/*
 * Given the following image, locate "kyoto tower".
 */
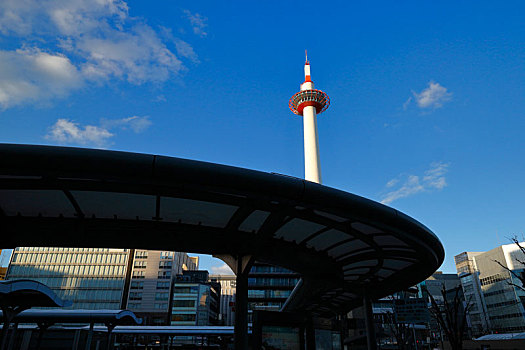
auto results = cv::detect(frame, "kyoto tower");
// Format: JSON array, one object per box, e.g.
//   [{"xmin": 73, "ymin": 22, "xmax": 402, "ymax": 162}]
[{"xmin": 289, "ymin": 52, "xmax": 330, "ymax": 184}]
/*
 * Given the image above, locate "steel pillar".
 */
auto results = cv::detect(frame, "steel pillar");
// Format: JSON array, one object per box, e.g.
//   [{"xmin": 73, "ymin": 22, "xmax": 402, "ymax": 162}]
[
  {"xmin": 363, "ymin": 294, "xmax": 377, "ymax": 350},
  {"xmin": 234, "ymin": 257, "xmax": 249, "ymax": 350}
]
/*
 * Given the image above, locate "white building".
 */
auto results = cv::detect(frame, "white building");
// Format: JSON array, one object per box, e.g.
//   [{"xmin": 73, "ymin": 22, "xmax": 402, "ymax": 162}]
[
  {"xmin": 210, "ymin": 274, "xmax": 236, "ymax": 326},
  {"xmin": 455, "ymin": 243, "xmax": 525, "ymax": 334}
]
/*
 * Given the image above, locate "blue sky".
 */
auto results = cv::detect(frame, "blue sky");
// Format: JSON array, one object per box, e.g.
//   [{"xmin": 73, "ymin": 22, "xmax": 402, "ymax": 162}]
[{"xmin": 0, "ymin": 1, "xmax": 524, "ymax": 274}]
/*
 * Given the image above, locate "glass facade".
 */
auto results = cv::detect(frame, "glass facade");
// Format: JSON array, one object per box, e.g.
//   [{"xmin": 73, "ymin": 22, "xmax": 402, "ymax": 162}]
[
  {"xmin": 170, "ymin": 271, "xmax": 220, "ymax": 326},
  {"xmin": 247, "ymin": 263, "xmax": 300, "ymax": 317},
  {"xmin": 7, "ymin": 247, "xmax": 129, "ymax": 309}
]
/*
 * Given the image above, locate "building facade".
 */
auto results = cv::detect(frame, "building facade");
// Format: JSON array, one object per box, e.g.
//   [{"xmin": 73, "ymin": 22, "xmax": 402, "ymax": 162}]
[
  {"xmin": 171, "ymin": 270, "xmax": 220, "ymax": 326},
  {"xmin": 472, "ymin": 244, "xmax": 525, "ymax": 333},
  {"xmin": 210, "ymin": 274, "xmax": 236, "ymax": 326},
  {"xmin": 7, "ymin": 247, "xmax": 130, "ymax": 309},
  {"xmin": 6, "ymin": 247, "xmax": 197, "ymax": 323},
  {"xmin": 454, "ymin": 252, "xmax": 490, "ymax": 335},
  {"xmin": 247, "ymin": 262, "xmax": 300, "ymax": 319},
  {"xmin": 127, "ymin": 250, "xmax": 198, "ymax": 324}
]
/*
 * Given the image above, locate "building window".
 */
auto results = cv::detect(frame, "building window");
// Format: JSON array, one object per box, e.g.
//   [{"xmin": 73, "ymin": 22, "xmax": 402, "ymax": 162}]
[
  {"xmin": 157, "ymin": 281, "xmax": 170, "ymax": 290},
  {"xmin": 129, "ymin": 292, "xmax": 142, "ymax": 300},
  {"xmin": 173, "ymin": 286, "xmax": 199, "ymax": 294},
  {"xmin": 159, "ymin": 261, "xmax": 172, "ymax": 269},
  {"xmin": 160, "ymin": 251, "xmax": 174, "ymax": 260},
  {"xmin": 133, "ymin": 271, "xmax": 145, "ymax": 279},
  {"xmin": 154, "ymin": 303, "xmax": 168, "ymax": 310},
  {"xmin": 135, "ymin": 251, "xmax": 148, "ymax": 259},
  {"xmin": 131, "ymin": 281, "xmax": 144, "ymax": 289},
  {"xmin": 173, "ymin": 300, "xmax": 196, "ymax": 308},
  {"xmin": 128, "ymin": 302, "xmax": 141, "ymax": 309},
  {"xmin": 155, "ymin": 292, "xmax": 169, "ymax": 300},
  {"xmin": 171, "ymin": 314, "xmax": 196, "ymax": 322},
  {"xmin": 158, "ymin": 271, "xmax": 171, "ymax": 279},
  {"xmin": 134, "ymin": 261, "xmax": 147, "ymax": 268}
]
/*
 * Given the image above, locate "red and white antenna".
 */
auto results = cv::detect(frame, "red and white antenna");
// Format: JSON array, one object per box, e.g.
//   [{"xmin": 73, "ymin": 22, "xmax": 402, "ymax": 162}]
[{"xmin": 289, "ymin": 52, "xmax": 330, "ymax": 184}]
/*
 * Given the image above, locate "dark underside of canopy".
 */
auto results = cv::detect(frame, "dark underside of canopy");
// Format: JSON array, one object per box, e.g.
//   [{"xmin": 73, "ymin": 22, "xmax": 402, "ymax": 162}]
[{"xmin": 0, "ymin": 144, "xmax": 444, "ymax": 315}]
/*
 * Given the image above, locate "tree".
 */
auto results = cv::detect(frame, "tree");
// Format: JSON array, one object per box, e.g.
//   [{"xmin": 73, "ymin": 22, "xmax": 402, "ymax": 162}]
[
  {"xmin": 493, "ymin": 237, "xmax": 525, "ymax": 291},
  {"xmin": 383, "ymin": 308, "xmax": 411, "ymax": 350},
  {"xmin": 426, "ymin": 286, "xmax": 472, "ymax": 350}
]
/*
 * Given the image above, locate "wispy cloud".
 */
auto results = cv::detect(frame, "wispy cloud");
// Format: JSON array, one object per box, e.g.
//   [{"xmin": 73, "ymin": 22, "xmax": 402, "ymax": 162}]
[
  {"xmin": 211, "ymin": 263, "xmax": 234, "ymax": 275},
  {"xmin": 46, "ymin": 115, "xmax": 151, "ymax": 147},
  {"xmin": 183, "ymin": 10, "xmax": 207, "ymax": 37},
  {"xmin": 46, "ymin": 119, "xmax": 113, "ymax": 147},
  {"xmin": 101, "ymin": 116, "xmax": 151, "ymax": 133},
  {"xmin": 0, "ymin": 0, "xmax": 198, "ymax": 108},
  {"xmin": 380, "ymin": 162, "xmax": 450, "ymax": 205},
  {"xmin": 408, "ymin": 81, "xmax": 452, "ymax": 109}
]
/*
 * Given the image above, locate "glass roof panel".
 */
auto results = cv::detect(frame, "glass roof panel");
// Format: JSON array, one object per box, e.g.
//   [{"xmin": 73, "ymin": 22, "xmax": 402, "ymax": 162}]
[
  {"xmin": 343, "ymin": 268, "xmax": 370, "ymax": 275},
  {"xmin": 374, "ymin": 235, "xmax": 409, "ymax": 247},
  {"xmin": 274, "ymin": 218, "xmax": 325, "ymax": 243},
  {"xmin": 238, "ymin": 210, "xmax": 271, "ymax": 233},
  {"xmin": 327, "ymin": 240, "xmax": 369, "ymax": 258},
  {"xmin": 161, "ymin": 197, "xmax": 238, "ymax": 228},
  {"xmin": 352, "ymin": 222, "xmax": 385, "ymax": 235},
  {"xmin": 336, "ymin": 248, "xmax": 375, "ymax": 261},
  {"xmin": 375, "ymin": 269, "xmax": 396, "ymax": 279},
  {"xmin": 383, "ymin": 259, "xmax": 414, "ymax": 270},
  {"xmin": 0, "ymin": 190, "xmax": 75, "ymax": 217},
  {"xmin": 343, "ymin": 259, "xmax": 379, "ymax": 270},
  {"xmin": 72, "ymin": 191, "xmax": 156, "ymax": 220},
  {"xmin": 305, "ymin": 229, "xmax": 349, "ymax": 251}
]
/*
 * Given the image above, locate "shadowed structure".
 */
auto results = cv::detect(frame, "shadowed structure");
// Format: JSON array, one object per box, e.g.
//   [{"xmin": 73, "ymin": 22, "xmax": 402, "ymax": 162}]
[{"xmin": 0, "ymin": 144, "xmax": 444, "ymax": 349}]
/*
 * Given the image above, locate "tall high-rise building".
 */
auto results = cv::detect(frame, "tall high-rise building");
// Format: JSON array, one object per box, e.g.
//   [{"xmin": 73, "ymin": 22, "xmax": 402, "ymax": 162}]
[
  {"xmin": 127, "ymin": 250, "xmax": 198, "ymax": 324},
  {"xmin": 454, "ymin": 252, "xmax": 490, "ymax": 335},
  {"xmin": 171, "ymin": 270, "xmax": 220, "ymax": 326},
  {"xmin": 247, "ymin": 262, "xmax": 300, "ymax": 317},
  {"xmin": 210, "ymin": 274, "xmax": 236, "ymax": 326},
  {"xmin": 6, "ymin": 247, "xmax": 197, "ymax": 324},
  {"xmin": 469, "ymin": 243, "xmax": 525, "ymax": 333}
]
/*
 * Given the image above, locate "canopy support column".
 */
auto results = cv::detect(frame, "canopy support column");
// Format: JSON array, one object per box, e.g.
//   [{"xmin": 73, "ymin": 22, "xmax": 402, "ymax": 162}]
[
  {"xmin": 85, "ymin": 322, "xmax": 94, "ymax": 350},
  {"xmin": 234, "ymin": 255, "xmax": 254, "ymax": 350},
  {"xmin": 363, "ymin": 293, "xmax": 376, "ymax": 350}
]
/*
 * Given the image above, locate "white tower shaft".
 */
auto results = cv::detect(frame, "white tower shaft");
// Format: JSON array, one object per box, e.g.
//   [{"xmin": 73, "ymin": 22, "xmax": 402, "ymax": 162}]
[
  {"xmin": 300, "ymin": 64, "xmax": 322, "ymax": 184},
  {"xmin": 302, "ymin": 105, "xmax": 322, "ymax": 183}
]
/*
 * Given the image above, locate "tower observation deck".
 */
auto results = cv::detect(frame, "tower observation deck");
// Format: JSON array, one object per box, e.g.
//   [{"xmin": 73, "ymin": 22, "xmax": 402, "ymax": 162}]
[{"xmin": 289, "ymin": 52, "xmax": 330, "ymax": 184}]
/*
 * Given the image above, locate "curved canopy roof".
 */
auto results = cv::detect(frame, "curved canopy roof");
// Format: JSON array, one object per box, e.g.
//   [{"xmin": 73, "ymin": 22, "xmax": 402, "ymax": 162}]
[
  {"xmin": 0, "ymin": 144, "xmax": 444, "ymax": 315},
  {"xmin": 0, "ymin": 280, "xmax": 71, "ymax": 309}
]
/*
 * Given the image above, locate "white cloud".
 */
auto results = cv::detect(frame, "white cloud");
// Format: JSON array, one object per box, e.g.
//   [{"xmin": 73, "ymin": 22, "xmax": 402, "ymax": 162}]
[
  {"xmin": 46, "ymin": 115, "xmax": 151, "ymax": 147},
  {"xmin": 46, "ymin": 118, "xmax": 113, "ymax": 147},
  {"xmin": 380, "ymin": 162, "xmax": 450, "ymax": 205},
  {"xmin": 0, "ymin": 48, "xmax": 82, "ymax": 109},
  {"xmin": 183, "ymin": 10, "xmax": 207, "ymax": 37},
  {"xmin": 101, "ymin": 116, "xmax": 151, "ymax": 133},
  {"xmin": 411, "ymin": 81, "xmax": 452, "ymax": 109},
  {"xmin": 0, "ymin": 0, "xmax": 198, "ymax": 108},
  {"xmin": 211, "ymin": 263, "xmax": 234, "ymax": 275}
]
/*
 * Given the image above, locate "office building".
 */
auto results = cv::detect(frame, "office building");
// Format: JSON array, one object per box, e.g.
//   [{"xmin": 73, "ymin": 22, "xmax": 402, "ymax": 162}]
[
  {"xmin": 454, "ymin": 252, "xmax": 490, "ymax": 335},
  {"xmin": 6, "ymin": 247, "xmax": 197, "ymax": 323},
  {"xmin": 171, "ymin": 270, "xmax": 220, "ymax": 326},
  {"xmin": 7, "ymin": 247, "xmax": 130, "ymax": 309},
  {"xmin": 127, "ymin": 250, "xmax": 198, "ymax": 324},
  {"xmin": 210, "ymin": 274, "xmax": 236, "ymax": 326},
  {"xmin": 470, "ymin": 243, "xmax": 525, "ymax": 333},
  {"xmin": 247, "ymin": 262, "xmax": 300, "ymax": 314}
]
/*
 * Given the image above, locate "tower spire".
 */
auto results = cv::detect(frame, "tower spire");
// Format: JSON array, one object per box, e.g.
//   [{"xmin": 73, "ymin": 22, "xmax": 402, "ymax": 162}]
[{"xmin": 288, "ymin": 54, "xmax": 330, "ymax": 184}]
